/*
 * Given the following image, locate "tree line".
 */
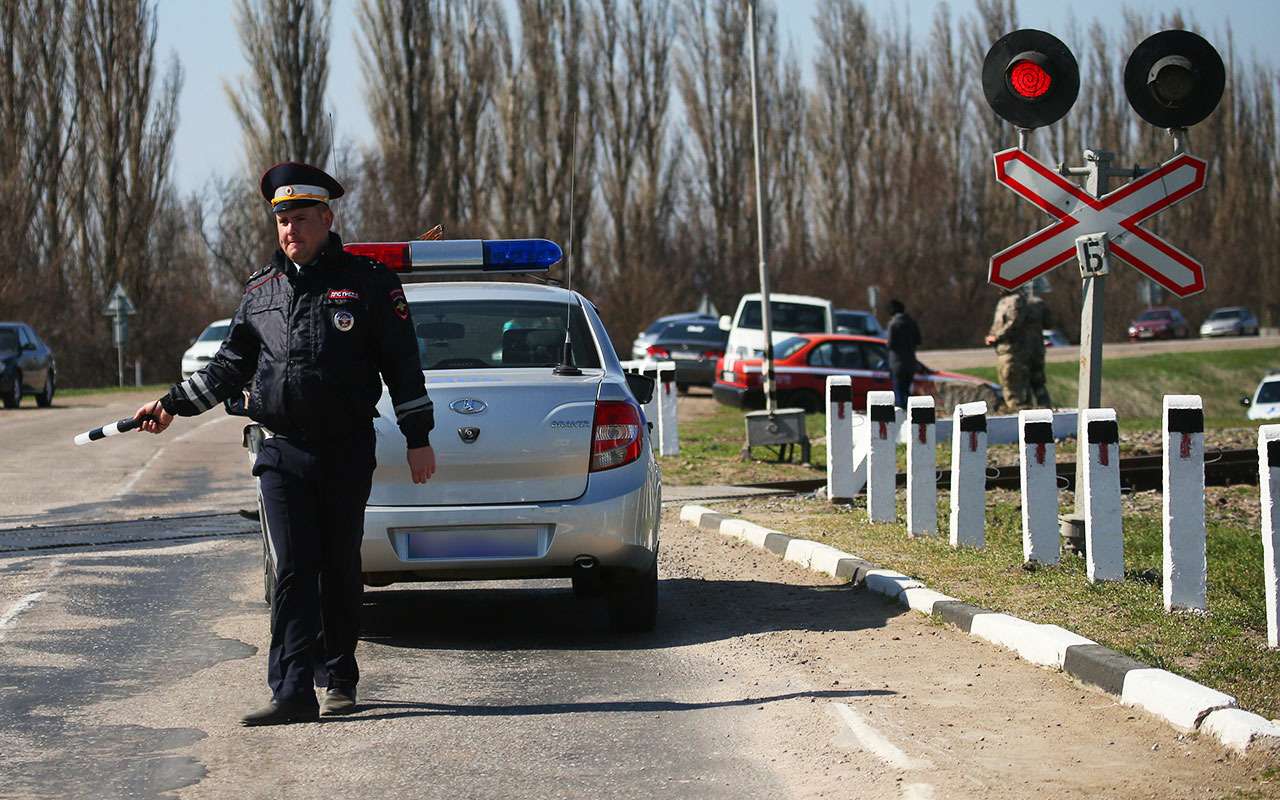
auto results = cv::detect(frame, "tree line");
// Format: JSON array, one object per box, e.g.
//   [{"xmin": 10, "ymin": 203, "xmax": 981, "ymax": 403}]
[{"xmin": 2, "ymin": 0, "xmax": 1276, "ymax": 387}]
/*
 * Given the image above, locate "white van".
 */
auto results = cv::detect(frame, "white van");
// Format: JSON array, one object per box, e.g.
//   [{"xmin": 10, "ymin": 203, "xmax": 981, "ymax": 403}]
[{"xmin": 719, "ymin": 293, "xmax": 833, "ymax": 370}]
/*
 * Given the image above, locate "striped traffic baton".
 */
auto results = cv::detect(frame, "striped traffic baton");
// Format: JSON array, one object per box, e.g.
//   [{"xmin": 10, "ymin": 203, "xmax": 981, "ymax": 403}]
[{"xmin": 73, "ymin": 416, "xmax": 154, "ymax": 446}]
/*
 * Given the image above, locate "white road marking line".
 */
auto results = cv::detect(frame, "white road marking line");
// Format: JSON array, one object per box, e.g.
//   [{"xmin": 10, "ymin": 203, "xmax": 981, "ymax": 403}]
[
  {"xmin": 0, "ymin": 592, "xmax": 45, "ymax": 639},
  {"xmin": 114, "ymin": 415, "xmax": 233, "ymax": 498},
  {"xmin": 901, "ymin": 784, "xmax": 936, "ymax": 800},
  {"xmin": 832, "ymin": 702, "xmax": 925, "ymax": 770}
]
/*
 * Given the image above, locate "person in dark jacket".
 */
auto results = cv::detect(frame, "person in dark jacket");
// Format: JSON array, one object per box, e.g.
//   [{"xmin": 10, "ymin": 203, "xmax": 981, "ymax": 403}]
[
  {"xmin": 133, "ymin": 162, "xmax": 435, "ymax": 726},
  {"xmin": 886, "ymin": 299, "xmax": 921, "ymax": 409}
]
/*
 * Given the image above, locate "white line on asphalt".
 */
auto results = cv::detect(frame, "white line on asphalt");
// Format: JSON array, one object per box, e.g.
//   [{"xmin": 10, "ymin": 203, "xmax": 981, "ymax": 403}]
[
  {"xmin": 0, "ymin": 592, "xmax": 45, "ymax": 639},
  {"xmin": 901, "ymin": 783, "xmax": 936, "ymax": 800},
  {"xmin": 115, "ymin": 415, "xmax": 233, "ymax": 498},
  {"xmin": 831, "ymin": 702, "xmax": 925, "ymax": 770}
]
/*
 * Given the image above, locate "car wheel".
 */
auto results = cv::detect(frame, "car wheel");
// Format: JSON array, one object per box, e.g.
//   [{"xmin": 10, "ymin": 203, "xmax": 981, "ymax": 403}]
[
  {"xmin": 2, "ymin": 372, "xmax": 21, "ymax": 408},
  {"xmin": 36, "ymin": 372, "xmax": 54, "ymax": 408},
  {"xmin": 606, "ymin": 556, "xmax": 658, "ymax": 633}
]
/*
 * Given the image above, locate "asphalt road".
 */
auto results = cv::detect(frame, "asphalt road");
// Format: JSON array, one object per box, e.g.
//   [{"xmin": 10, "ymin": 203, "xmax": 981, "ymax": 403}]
[
  {"xmin": 1, "ymin": 388, "xmax": 1275, "ymax": 798},
  {"xmin": 918, "ymin": 332, "xmax": 1280, "ymax": 371}
]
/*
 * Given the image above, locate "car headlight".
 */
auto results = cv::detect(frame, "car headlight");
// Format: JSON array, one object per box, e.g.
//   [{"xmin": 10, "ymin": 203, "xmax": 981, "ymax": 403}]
[{"xmin": 1128, "ymin": 326, "xmax": 1138, "ymax": 335}]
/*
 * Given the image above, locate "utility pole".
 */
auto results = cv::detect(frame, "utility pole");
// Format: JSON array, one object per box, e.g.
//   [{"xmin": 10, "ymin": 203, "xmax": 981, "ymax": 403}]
[{"xmin": 746, "ymin": 0, "xmax": 776, "ymax": 416}]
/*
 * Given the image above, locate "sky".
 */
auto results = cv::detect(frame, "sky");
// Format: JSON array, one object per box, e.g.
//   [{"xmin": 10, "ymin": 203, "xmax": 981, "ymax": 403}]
[{"xmin": 156, "ymin": 0, "xmax": 1280, "ymax": 196}]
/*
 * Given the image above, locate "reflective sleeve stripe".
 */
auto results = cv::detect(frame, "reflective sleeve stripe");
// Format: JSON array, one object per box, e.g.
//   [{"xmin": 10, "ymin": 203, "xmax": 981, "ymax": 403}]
[
  {"xmin": 180, "ymin": 374, "xmax": 215, "ymax": 412},
  {"xmin": 397, "ymin": 405, "xmax": 432, "ymax": 422},
  {"xmin": 394, "ymin": 395, "xmax": 432, "ymax": 415}
]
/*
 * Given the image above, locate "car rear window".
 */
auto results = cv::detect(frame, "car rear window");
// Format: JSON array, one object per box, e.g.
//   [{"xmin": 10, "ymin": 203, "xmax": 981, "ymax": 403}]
[
  {"xmin": 739, "ymin": 301, "xmax": 827, "ymax": 333},
  {"xmin": 1258, "ymin": 381, "xmax": 1280, "ymax": 404},
  {"xmin": 1137, "ymin": 310, "xmax": 1172, "ymax": 321},
  {"xmin": 1209, "ymin": 309, "xmax": 1243, "ymax": 320},
  {"xmin": 655, "ymin": 323, "xmax": 727, "ymax": 345},
  {"xmin": 409, "ymin": 299, "xmax": 601, "ymax": 370},
  {"xmin": 197, "ymin": 324, "xmax": 230, "ymax": 343}
]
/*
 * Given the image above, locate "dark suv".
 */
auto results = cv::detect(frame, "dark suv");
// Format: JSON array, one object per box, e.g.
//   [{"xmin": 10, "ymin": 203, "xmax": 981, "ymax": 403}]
[{"xmin": 0, "ymin": 322, "xmax": 56, "ymax": 408}]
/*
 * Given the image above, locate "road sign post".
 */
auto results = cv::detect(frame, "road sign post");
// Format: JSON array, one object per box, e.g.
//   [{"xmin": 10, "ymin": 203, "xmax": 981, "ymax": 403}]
[{"xmin": 102, "ymin": 282, "xmax": 137, "ymax": 388}]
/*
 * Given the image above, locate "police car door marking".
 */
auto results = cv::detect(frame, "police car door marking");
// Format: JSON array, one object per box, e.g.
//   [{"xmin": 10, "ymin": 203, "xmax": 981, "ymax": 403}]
[{"xmin": 333, "ymin": 310, "xmax": 355, "ymax": 332}]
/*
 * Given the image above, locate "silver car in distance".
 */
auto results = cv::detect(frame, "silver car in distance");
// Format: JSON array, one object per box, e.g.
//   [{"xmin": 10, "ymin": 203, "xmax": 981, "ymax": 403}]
[{"xmin": 356, "ymin": 280, "xmax": 662, "ymax": 631}]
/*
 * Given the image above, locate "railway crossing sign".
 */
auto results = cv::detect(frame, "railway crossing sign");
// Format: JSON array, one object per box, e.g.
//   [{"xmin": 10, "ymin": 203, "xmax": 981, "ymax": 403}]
[{"xmin": 988, "ymin": 148, "xmax": 1209, "ymax": 297}]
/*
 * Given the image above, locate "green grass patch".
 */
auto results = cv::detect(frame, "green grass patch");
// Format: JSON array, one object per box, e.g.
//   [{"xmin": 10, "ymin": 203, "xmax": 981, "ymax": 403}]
[{"xmin": 729, "ymin": 487, "xmax": 1280, "ymax": 719}]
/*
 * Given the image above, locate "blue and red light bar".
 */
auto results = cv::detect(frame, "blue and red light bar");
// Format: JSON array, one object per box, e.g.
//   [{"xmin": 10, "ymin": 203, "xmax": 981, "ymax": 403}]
[{"xmin": 343, "ymin": 238, "xmax": 563, "ymax": 274}]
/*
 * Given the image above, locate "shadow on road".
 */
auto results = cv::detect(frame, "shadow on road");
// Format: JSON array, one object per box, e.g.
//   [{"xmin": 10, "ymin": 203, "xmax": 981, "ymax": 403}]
[
  {"xmin": 361, "ymin": 575, "xmax": 902, "ymax": 651},
  {"xmin": 323, "ymin": 688, "xmax": 894, "ymax": 723}
]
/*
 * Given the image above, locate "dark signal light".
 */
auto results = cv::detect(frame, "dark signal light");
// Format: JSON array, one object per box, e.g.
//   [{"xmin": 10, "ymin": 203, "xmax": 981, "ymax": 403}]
[{"xmin": 1124, "ymin": 31, "xmax": 1224, "ymax": 129}]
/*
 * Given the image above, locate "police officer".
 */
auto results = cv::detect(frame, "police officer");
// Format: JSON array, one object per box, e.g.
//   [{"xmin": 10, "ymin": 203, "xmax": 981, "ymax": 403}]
[
  {"xmin": 885, "ymin": 299, "xmax": 921, "ymax": 409},
  {"xmin": 133, "ymin": 162, "xmax": 436, "ymax": 726}
]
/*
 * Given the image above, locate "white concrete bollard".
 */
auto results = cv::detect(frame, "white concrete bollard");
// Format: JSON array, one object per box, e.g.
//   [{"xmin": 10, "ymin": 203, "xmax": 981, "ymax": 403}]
[
  {"xmin": 1019, "ymin": 409, "xmax": 1059, "ymax": 565},
  {"xmin": 1261, "ymin": 425, "xmax": 1280, "ymax": 648},
  {"xmin": 949, "ymin": 401, "xmax": 987, "ymax": 549},
  {"xmin": 1084, "ymin": 408, "xmax": 1124, "ymax": 583},
  {"xmin": 906, "ymin": 396, "xmax": 937, "ymax": 537},
  {"xmin": 826, "ymin": 376, "xmax": 855, "ymax": 503},
  {"xmin": 657, "ymin": 362, "xmax": 679, "ymax": 456},
  {"xmin": 1163, "ymin": 395, "xmax": 1206, "ymax": 612},
  {"xmin": 866, "ymin": 391, "xmax": 897, "ymax": 523}
]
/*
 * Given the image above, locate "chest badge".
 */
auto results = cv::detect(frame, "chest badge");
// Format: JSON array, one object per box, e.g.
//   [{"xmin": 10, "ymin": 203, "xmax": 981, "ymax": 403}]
[{"xmin": 333, "ymin": 310, "xmax": 355, "ymax": 332}]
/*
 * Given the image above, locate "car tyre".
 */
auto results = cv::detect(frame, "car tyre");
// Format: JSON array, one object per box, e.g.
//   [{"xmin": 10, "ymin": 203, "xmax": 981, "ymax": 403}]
[
  {"xmin": 36, "ymin": 372, "xmax": 54, "ymax": 408},
  {"xmin": 2, "ymin": 372, "xmax": 21, "ymax": 408},
  {"xmin": 606, "ymin": 556, "xmax": 657, "ymax": 633}
]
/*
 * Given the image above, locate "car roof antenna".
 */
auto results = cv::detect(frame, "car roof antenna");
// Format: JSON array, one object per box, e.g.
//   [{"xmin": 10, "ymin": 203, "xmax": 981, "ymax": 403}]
[{"xmin": 553, "ymin": 98, "xmax": 583, "ymax": 377}]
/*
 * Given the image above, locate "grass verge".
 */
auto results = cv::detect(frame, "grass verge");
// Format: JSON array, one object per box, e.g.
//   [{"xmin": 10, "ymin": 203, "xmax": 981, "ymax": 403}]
[
  {"xmin": 724, "ymin": 487, "xmax": 1280, "ymax": 720},
  {"xmin": 57, "ymin": 383, "xmax": 171, "ymax": 398}
]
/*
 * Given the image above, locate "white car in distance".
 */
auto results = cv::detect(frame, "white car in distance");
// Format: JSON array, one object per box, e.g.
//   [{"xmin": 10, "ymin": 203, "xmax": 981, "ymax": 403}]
[
  {"xmin": 181, "ymin": 318, "xmax": 232, "ymax": 380},
  {"xmin": 1242, "ymin": 372, "xmax": 1280, "ymax": 421},
  {"xmin": 245, "ymin": 239, "xmax": 663, "ymax": 632}
]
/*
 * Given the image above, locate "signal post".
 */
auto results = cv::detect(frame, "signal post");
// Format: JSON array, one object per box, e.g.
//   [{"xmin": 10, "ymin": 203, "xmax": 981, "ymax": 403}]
[{"xmin": 980, "ymin": 28, "xmax": 1225, "ymax": 551}]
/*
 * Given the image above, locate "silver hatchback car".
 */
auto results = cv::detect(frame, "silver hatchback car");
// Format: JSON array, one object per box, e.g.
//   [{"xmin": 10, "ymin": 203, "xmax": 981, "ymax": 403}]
[{"xmin": 246, "ymin": 253, "xmax": 662, "ymax": 632}]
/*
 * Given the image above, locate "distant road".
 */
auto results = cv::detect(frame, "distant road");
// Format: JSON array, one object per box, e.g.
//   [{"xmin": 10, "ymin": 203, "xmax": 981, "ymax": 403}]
[{"xmin": 919, "ymin": 333, "xmax": 1280, "ymax": 371}]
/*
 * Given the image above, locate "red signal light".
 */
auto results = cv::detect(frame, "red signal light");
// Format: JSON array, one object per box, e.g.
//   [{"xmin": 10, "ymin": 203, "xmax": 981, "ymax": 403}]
[{"xmin": 1009, "ymin": 59, "xmax": 1052, "ymax": 98}]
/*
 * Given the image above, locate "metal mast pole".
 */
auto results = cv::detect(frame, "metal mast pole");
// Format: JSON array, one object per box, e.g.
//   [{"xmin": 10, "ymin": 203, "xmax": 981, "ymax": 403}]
[{"xmin": 746, "ymin": 0, "xmax": 777, "ymax": 416}]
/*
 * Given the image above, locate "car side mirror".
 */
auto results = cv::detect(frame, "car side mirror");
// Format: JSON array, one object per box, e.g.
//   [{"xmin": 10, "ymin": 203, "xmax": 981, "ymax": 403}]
[
  {"xmin": 626, "ymin": 373, "xmax": 655, "ymax": 405},
  {"xmin": 718, "ymin": 315, "xmax": 732, "ymax": 332},
  {"xmin": 1240, "ymin": 395, "xmax": 1252, "ymax": 408}
]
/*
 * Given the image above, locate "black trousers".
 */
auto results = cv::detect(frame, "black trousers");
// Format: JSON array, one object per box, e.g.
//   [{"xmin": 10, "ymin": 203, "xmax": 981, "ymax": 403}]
[{"xmin": 253, "ymin": 430, "xmax": 375, "ymax": 704}]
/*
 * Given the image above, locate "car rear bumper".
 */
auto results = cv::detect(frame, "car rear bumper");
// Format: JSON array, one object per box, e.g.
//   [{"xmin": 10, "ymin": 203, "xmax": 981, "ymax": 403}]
[
  {"xmin": 359, "ymin": 454, "xmax": 660, "ymax": 582},
  {"xmin": 713, "ymin": 382, "xmax": 762, "ymax": 409}
]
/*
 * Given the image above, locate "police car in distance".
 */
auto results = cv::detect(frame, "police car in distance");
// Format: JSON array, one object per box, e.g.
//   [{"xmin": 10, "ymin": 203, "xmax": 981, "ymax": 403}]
[{"xmin": 245, "ymin": 238, "xmax": 662, "ymax": 632}]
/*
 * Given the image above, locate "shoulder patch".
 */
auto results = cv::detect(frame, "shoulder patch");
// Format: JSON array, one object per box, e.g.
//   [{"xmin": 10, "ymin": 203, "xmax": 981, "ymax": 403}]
[{"xmin": 244, "ymin": 265, "xmax": 271, "ymax": 286}]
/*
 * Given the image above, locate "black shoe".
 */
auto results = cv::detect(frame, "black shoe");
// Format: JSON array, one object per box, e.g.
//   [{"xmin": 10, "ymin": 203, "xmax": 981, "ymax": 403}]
[
  {"xmin": 319, "ymin": 685, "xmax": 357, "ymax": 716},
  {"xmin": 240, "ymin": 699, "xmax": 319, "ymax": 726}
]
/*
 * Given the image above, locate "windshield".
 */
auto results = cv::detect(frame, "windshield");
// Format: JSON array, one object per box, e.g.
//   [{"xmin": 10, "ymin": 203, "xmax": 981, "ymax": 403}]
[
  {"xmin": 1137, "ymin": 310, "xmax": 1171, "ymax": 322},
  {"xmin": 197, "ymin": 323, "xmax": 230, "ymax": 343},
  {"xmin": 409, "ymin": 299, "xmax": 601, "ymax": 370},
  {"xmin": 0, "ymin": 329, "xmax": 17, "ymax": 352},
  {"xmin": 1258, "ymin": 381, "xmax": 1280, "ymax": 404},
  {"xmin": 1209, "ymin": 308, "xmax": 1243, "ymax": 320},
  {"xmin": 739, "ymin": 301, "xmax": 827, "ymax": 333}
]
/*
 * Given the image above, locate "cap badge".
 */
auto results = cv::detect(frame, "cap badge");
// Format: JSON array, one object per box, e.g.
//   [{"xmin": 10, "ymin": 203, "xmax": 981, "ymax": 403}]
[{"xmin": 333, "ymin": 310, "xmax": 354, "ymax": 332}]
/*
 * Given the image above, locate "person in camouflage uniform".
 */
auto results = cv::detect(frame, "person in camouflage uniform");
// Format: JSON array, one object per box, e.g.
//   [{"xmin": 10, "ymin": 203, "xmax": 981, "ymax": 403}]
[
  {"xmin": 1023, "ymin": 291, "xmax": 1052, "ymax": 407},
  {"xmin": 984, "ymin": 290, "xmax": 1033, "ymax": 412}
]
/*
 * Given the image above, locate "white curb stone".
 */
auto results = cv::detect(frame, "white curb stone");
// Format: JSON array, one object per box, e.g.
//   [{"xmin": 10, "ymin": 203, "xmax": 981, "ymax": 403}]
[
  {"xmin": 899, "ymin": 587, "xmax": 957, "ymax": 615},
  {"xmin": 1262, "ymin": 425, "xmax": 1280, "ymax": 648},
  {"xmin": 863, "ymin": 569, "xmax": 926, "ymax": 598},
  {"xmin": 679, "ymin": 505, "xmax": 715, "ymax": 525},
  {"xmin": 1084, "ymin": 408, "xmax": 1124, "ymax": 583},
  {"xmin": 866, "ymin": 391, "xmax": 898, "ymax": 523},
  {"xmin": 906, "ymin": 396, "xmax": 938, "ymax": 537},
  {"xmin": 949, "ymin": 401, "xmax": 988, "ymax": 549},
  {"xmin": 1163, "ymin": 395, "xmax": 1206, "ymax": 612},
  {"xmin": 1121, "ymin": 668, "xmax": 1237, "ymax": 732},
  {"xmin": 1018, "ymin": 409, "xmax": 1059, "ymax": 565},
  {"xmin": 1200, "ymin": 708, "xmax": 1280, "ymax": 753},
  {"xmin": 970, "ymin": 613, "xmax": 1094, "ymax": 669},
  {"xmin": 826, "ymin": 376, "xmax": 856, "ymax": 503}
]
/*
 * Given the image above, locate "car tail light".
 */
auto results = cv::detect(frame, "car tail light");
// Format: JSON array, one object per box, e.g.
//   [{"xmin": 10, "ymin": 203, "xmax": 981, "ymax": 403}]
[
  {"xmin": 701, "ymin": 348, "xmax": 724, "ymax": 359},
  {"xmin": 646, "ymin": 345, "xmax": 671, "ymax": 359},
  {"xmin": 590, "ymin": 401, "xmax": 643, "ymax": 472}
]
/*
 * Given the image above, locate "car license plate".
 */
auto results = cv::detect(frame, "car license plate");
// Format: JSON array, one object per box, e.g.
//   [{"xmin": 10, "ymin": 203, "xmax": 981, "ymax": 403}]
[
  {"xmin": 399, "ymin": 525, "xmax": 550, "ymax": 560},
  {"xmin": 1138, "ymin": 330, "xmax": 1154, "ymax": 338},
  {"xmin": 671, "ymin": 351, "xmax": 697, "ymax": 360}
]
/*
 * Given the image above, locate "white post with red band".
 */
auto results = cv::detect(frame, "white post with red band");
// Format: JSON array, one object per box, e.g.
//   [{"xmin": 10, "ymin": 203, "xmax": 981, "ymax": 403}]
[
  {"xmin": 907, "ymin": 396, "xmax": 937, "ymax": 537},
  {"xmin": 865, "ymin": 391, "xmax": 897, "ymax": 523},
  {"xmin": 1163, "ymin": 395, "xmax": 1206, "ymax": 612},
  {"xmin": 1019, "ymin": 409, "xmax": 1059, "ymax": 565},
  {"xmin": 1084, "ymin": 407, "xmax": 1124, "ymax": 583},
  {"xmin": 826, "ymin": 376, "xmax": 855, "ymax": 503},
  {"xmin": 949, "ymin": 401, "xmax": 987, "ymax": 549},
  {"xmin": 1260, "ymin": 425, "xmax": 1280, "ymax": 647},
  {"xmin": 657, "ymin": 362, "xmax": 679, "ymax": 456}
]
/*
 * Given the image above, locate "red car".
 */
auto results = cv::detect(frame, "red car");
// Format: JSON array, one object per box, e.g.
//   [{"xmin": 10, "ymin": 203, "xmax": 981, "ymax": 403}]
[
  {"xmin": 1127, "ymin": 307, "xmax": 1190, "ymax": 340},
  {"xmin": 713, "ymin": 334, "xmax": 999, "ymax": 412}
]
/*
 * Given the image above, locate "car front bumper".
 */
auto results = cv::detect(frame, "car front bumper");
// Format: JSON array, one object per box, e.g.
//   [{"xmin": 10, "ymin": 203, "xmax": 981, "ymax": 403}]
[
  {"xmin": 359, "ymin": 454, "xmax": 660, "ymax": 583},
  {"xmin": 1200, "ymin": 326, "xmax": 1241, "ymax": 337}
]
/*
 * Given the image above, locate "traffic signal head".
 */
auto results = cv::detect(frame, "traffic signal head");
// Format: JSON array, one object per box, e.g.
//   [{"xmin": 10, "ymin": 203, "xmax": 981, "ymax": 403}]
[
  {"xmin": 1124, "ymin": 30, "xmax": 1225, "ymax": 129},
  {"xmin": 982, "ymin": 29, "xmax": 1080, "ymax": 130}
]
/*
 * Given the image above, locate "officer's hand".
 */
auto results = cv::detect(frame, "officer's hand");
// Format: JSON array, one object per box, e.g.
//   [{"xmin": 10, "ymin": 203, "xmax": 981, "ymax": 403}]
[
  {"xmin": 408, "ymin": 446, "xmax": 436, "ymax": 483},
  {"xmin": 134, "ymin": 400, "xmax": 174, "ymax": 434},
  {"xmin": 983, "ymin": 335, "xmax": 996, "ymax": 346}
]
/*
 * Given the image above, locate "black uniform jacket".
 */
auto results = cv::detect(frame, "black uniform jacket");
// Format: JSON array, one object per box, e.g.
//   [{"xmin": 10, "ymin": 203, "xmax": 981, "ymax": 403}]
[
  {"xmin": 886, "ymin": 312, "xmax": 922, "ymax": 374},
  {"xmin": 162, "ymin": 232, "xmax": 433, "ymax": 448}
]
